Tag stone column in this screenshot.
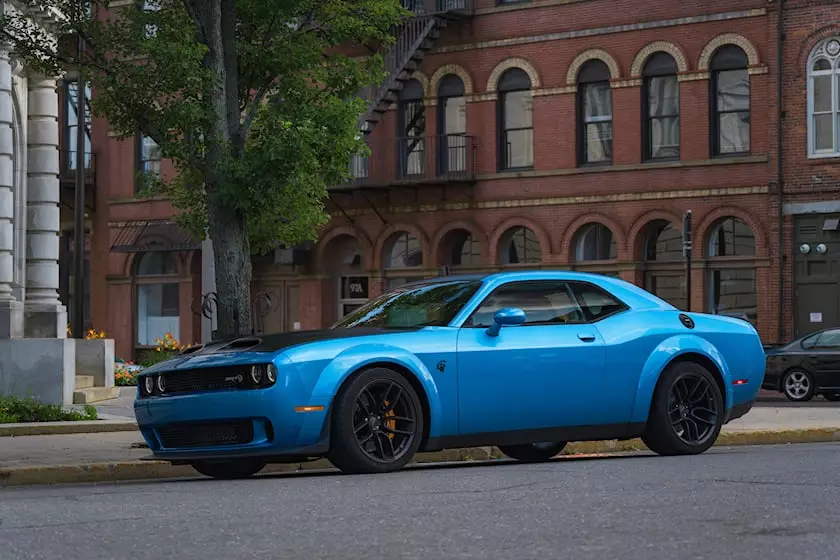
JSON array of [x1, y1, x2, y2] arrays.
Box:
[[0, 46, 23, 338], [23, 73, 66, 339]]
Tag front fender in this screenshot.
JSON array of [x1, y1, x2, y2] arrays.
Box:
[[308, 343, 444, 439], [630, 334, 733, 424]]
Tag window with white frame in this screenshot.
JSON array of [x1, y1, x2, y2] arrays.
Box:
[[808, 37, 840, 157]]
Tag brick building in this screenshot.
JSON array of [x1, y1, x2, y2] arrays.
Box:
[[59, 0, 840, 360]]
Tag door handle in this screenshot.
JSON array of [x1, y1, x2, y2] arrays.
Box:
[[577, 333, 596, 342]]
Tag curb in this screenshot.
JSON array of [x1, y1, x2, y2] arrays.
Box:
[[2, 427, 839, 488], [0, 420, 138, 437]]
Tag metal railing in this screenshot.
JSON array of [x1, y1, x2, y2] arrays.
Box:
[[59, 150, 96, 183], [341, 134, 475, 189]]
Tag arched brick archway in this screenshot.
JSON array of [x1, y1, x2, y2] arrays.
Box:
[[373, 223, 431, 271], [488, 218, 551, 265], [695, 206, 767, 258], [627, 210, 683, 260], [558, 213, 627, 263], [315, 225, 374, 273], [431, 219, 487, 268]]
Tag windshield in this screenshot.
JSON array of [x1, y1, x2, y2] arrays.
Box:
[[331, 280, 483, 329]]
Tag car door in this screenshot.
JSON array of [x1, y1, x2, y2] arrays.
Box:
[[807, 329, 840, 390], [455, 280, 607, 436]]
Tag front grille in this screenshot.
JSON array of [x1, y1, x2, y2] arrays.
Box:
[[157, 420, 254, 448], [161, 367, 252, 395]]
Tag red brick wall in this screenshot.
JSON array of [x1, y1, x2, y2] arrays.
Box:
[[86, 0, 840, 350]]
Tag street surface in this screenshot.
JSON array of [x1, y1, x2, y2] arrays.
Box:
[[1, 443, 838, 560]]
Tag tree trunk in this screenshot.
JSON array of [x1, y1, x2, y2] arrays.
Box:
[[207, 194, 252, 338], [191, 0, 252, 339]]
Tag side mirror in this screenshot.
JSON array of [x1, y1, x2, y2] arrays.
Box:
[[486, 307, 526, 337]]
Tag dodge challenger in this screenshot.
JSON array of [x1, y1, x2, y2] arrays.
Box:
[[134, 271, 765, 479]]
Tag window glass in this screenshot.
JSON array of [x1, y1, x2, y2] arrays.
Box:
[[568, 282, 626, 321], [815, 329, 840, 348], [468, 281, 585, 328]]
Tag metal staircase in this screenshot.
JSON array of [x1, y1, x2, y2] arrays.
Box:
[[358, 0, 473, 134]]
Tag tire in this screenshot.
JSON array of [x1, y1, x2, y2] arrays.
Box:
[[328, 367, 424, 474], [191, 459, 266, 480], [823, 393, 840, 402], [498, 442, 567, 462], [642, 360, 724, 456], [781, 369, 816, 402]]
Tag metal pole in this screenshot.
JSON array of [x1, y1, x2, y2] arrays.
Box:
[[682, 210, 693, 312], [72, 28, 86, 339]]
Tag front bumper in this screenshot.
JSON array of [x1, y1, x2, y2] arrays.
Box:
[[134, 387, 331, 462]]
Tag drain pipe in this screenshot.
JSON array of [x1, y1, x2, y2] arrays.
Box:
[[775, 0, 785, 343]]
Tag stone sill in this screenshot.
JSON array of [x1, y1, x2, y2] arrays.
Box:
[[478, 154, 769, 181]]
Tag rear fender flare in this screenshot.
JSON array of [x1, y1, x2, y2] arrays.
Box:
[[631, 334, 733, 423], [310, 343, 444, 438]]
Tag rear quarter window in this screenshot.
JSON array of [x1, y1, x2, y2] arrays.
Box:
[[568, 282, 628, 322]]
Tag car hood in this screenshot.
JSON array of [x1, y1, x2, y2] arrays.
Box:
[[187, 327, 420, 356]]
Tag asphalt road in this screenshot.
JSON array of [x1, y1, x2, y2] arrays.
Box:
[[1, 443, 838, 560]]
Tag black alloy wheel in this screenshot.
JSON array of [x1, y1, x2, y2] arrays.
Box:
[[498, 441, 567, 462], [328, 367, 424, 474], [191, 459, 266, 480], [642, 361, 724, 456]]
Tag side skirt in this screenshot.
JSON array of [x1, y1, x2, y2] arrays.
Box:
[[423, 422, 647, 453]]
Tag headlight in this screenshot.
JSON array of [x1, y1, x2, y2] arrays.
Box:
[[156, 375, 166, 393], [143, 375, 155, 395], [267, 364, 277, 384], [250, 365, 263, 384]]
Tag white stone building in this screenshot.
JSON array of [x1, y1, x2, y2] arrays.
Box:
[[0, 0, 113, 406]]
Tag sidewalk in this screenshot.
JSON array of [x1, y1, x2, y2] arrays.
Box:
[[1, 405, 838, 487]]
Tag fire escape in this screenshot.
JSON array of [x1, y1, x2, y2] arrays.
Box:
[[332, 0, 476, 205]]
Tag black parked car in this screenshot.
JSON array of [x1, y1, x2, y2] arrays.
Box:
[[763, 328, 840, 402]]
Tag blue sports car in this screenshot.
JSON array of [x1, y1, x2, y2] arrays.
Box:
[[134, 271, 765, 479]]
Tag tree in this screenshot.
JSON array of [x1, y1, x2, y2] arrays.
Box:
[[1, 0, 406, 338]]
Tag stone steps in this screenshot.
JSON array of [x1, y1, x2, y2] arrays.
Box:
[[75, 375, 95, 389], [73, 386, 120, 405]]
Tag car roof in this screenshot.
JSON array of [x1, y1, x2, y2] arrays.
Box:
[[401, 270, 675, 311]]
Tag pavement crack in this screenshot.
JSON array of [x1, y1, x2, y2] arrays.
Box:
[[0, 514, 168, 532], [707, 478, 840, 489], [410, 480, 556, 496]]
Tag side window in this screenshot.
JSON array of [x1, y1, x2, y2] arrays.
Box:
[[814, 329, 840, 349], [801, 333, 820, 350], [568, 282, 627, 322], [466, 281, 585, 327]]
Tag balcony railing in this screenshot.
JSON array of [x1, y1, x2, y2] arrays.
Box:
[[58, 150, 96, 212], [59, 150, 96, 184], [338, 134, 475, 190], [400, 0, 474, 16]]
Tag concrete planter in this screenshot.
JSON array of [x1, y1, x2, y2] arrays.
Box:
[[75, 339, 115, 388], [0, 339, 76, 406]]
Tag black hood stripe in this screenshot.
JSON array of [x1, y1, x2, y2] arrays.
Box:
[[180, 327, 421, 356]]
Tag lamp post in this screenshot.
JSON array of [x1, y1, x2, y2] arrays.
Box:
[[72, 22, 86, 339], [682, 210, 692, 312]]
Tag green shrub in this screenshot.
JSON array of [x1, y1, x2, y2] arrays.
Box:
[[0, 395, 98, 424]]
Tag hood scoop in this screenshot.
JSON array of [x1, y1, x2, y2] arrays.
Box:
[[216, 337, 263, 352]]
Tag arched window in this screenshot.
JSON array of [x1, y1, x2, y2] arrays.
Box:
[[577, 59, 613, 165], [573, 223, 617, 261], [135, 252, 180, 345], [499, 226, 541, 265], [383, 232, 423, 290], [437, 74, 467, 173], [706, 218, 757, 324], [807, 37, 840, 157], [439, 229, 481, 268], [497, 68, 533, 170], [398, 79, 425, 177], [643, 221, 686, 310], [710, 45, 750, 156], [642, 52, 680, 160]]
